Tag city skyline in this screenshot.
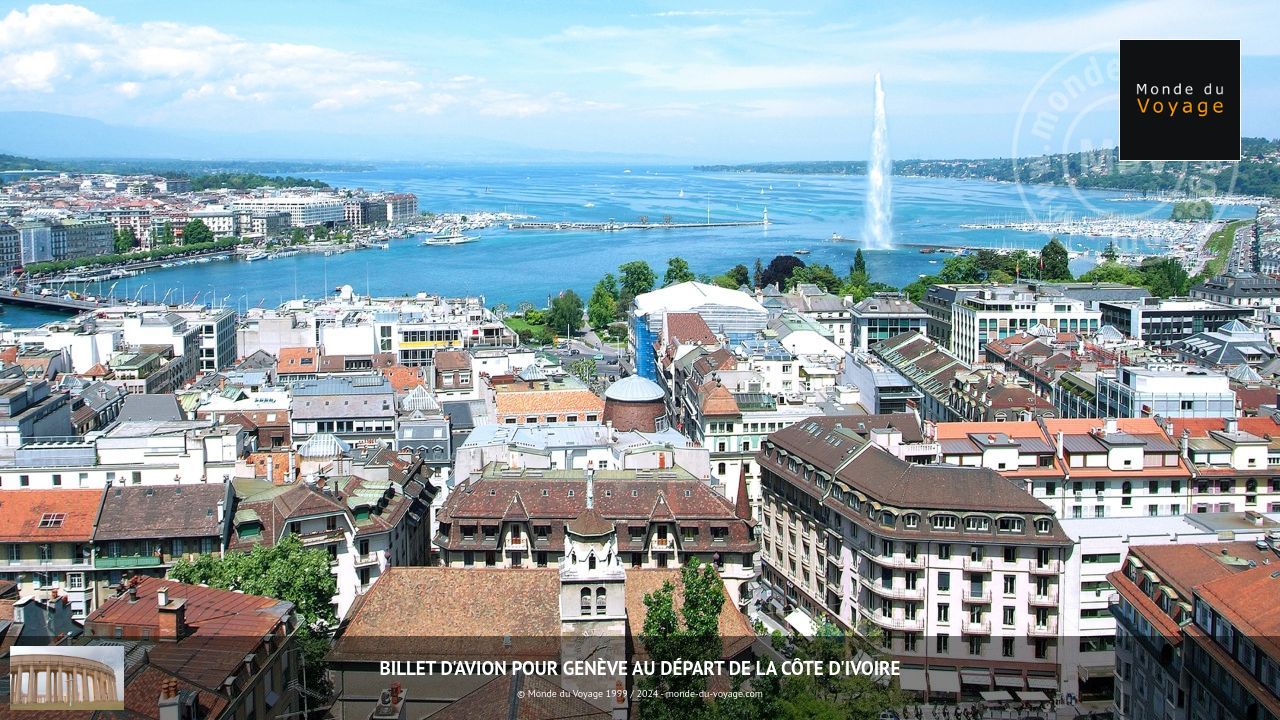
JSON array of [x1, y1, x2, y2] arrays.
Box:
[[1, 0, 1279, 162]]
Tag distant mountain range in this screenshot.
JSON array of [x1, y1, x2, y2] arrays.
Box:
[[0, 111, 676, 166], [696, 138, 1280, 197]]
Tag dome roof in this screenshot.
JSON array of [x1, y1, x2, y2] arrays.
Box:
[[604, 375, 665, 402], [298, 433, 351, 459]]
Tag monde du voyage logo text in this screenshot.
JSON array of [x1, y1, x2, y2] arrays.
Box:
[[1120, 40, 1240, 162]]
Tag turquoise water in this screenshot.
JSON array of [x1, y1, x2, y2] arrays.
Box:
[[6, 165, 1254, 327]]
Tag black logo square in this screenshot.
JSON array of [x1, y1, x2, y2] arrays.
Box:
[[1119, 39, 1240, 161]]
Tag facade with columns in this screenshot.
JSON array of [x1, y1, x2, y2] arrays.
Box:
[[8, 651, 122, 710]]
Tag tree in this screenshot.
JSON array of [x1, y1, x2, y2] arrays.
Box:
[[789, 263, 842, 293], [758, 255, 806, 290], [546, 289, 585, 336], [313, 225, 330, 241], [619, 260, 656, 298], [1078, 261, 1143, 285], [1039, 238, 1072, 281], [290, 227, 306, 245], [113, 228, 136, 254], [492, 302, 509, 319], [1140, 257, 1191, 297], [637, 559, 725, 720], [158, 222, 176, 247], [588, 276, 619, 329], [182, 219, 214, 246], [1102, 240, 1119, 262], [853, 249, 867, 276], [169, 535, 337, 702], [516, 301, 535, 317], [726, 264, 750, 288], [752, 258, 764, 288], [767, 622, 908, 719], [664, 256, 696, 287], [567, 357, 597, 385]]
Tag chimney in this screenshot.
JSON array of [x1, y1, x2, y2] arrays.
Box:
[[216, 498, 225, 524], [370, 683, 408, 720], [1055, 430, 1064, 460], [1225, 417, 1239, 434], [585, 463, 595, 509], [157, 586, 168, 607], [158, 593, 187, 642], [1180, 429, 1190, 459], [128, 586, 138, 603], [158, 679, 184, 720], [1103, 418, 1118, 435]]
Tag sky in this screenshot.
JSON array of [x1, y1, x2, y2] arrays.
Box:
[[0, 0, 1278, 162]]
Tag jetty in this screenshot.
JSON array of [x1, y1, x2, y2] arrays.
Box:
[[508, 211, 770, 233], [0, 289, 105, 312]]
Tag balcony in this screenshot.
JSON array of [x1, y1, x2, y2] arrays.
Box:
[[868, 613, 924, 631], [963, 557, 993, 571], [353, 552, 381, 567], [506, 536, 526, 550], [6, 558, 93, 570], [963, 588, 992, 603], [1028, 618, 1059, 636], [651, 537, 675, 552], [961, 619, 992, 634], [95, 555, 164, 569], [1030, 560, 1062, 575], [1029, 592, 1059, 607], [299, 529, 345, 547], [861, 548, 924, 569], [865, 580, 925, 601]]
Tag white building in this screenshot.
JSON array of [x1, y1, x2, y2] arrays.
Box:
[[1094, 365, 1237, 419], [231, 196, 345, 227], [951, 286, 1101, 363]]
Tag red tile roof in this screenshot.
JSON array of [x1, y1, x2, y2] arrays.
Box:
[[0, 489, 102, 542], [380, 365, 424, 394], [276, 347, 317, 374], [433, 350, 472, 371], [1169, 416, 1280, 438], [665, 312, 718, 346]]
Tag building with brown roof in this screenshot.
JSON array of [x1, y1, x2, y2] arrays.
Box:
[[1166, 416, 1280, 515], [0, 489, 101, 618], [81, 576, 299, 720], [1108, 541, 1280, 720], [759, 415, 1071, 699], [488, 373, 604, 426], [91, 484, 231, 602], [431, 349, 473, 398], [228, 457, 435, 619], [275, 346, 317, 382], [434, 464, 758, 606]]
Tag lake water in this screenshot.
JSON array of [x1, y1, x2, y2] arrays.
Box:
[[5, 165, 1254, 327]]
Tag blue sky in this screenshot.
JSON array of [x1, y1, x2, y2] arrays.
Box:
[[0, 1, 1277, 161]]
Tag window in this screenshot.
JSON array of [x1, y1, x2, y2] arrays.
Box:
[[596, 588, 608, 615], [19, 475, 29, 487], [938, 544, 951, 560], [936, 635, 949, 654], [580, 588, 592, 616], [51, 474, 61, 487], [937, 571, 950, 592], [996, 517, 1024, 533], [485, 551, 496, 567], [1003, 546, 1017, 563], [1003, 607, 1015, 626], [1002, 637, 1015, 657], [37, 513, 65, 528], [1002, 575, 1016, 595]]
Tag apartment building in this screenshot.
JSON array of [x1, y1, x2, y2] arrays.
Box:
[[0, 222, 21, 272], [872, 331, 970, 422], [384, 193, 418, 223], [289, 376, 397, 446], [83, 577, 301, 720], [1109, 541, 1280, 720], [850, 293, 929, 352], [759, 416, 1073, 698], [773, 283, 855, 351], [433, 464, 759, 605], [950, 285, 1101, 364], [228, 447, 435, 618], [1191, 270, 1280, 317], [230, 195, 344, 227], [1169, 416, 1280, 514], [0, 365, 74, 463], [0, 489, 100, 617]]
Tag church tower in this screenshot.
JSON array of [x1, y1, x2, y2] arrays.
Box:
[[558, 465, 628, 720]]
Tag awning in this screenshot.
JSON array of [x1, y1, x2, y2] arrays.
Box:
[[928, 668, 961, 694], [980, 690, 1013, 702], [898, 666, 927, 692], [1018, 690, 1050, 702], [961, 669, 990, 685], [1027, 677, 1058, 690], [994, 674, 1023, 688], [785, 609, 816, 638], [1078, 664, 1115, 681]]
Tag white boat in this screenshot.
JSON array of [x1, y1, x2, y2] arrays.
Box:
[[424, 230, 479, 246], [583, 202, 596, 208], [831, 232, 846, 241], [794, 249, 811, 255], [244, 251, 268, 262]]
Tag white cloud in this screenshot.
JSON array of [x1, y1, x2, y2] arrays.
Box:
[[115, 81, 140, 98], [0, 50, 60, 91]]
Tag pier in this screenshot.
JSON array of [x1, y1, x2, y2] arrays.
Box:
[[508, 213, 769, 233]]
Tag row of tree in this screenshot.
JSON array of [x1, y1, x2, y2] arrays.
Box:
[[25, 227, 240, 275]]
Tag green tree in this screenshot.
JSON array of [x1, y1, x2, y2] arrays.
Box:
[[588, 276, 619, 329], [752, 258, 764, 288], [664, 256, 696, 286], [113, 228, 136, 254], [1140, 257, 1191, 297], [1039, 238, 1072, 280], [290, 227, 306, 245], [725, 264, 750, 288], [1102, 240, 1119, 262], [492, 302, 509, 318], [158, 222, 176, 246], [768, 622, 908, 720], [759, 255, 806, 289], [619, 260, 657, 298], [853, 249, 867, 276], [169, 534, 337, 702], [546, 289, 585, 337], [789, 263, 842, 293], [637, 559, 725, 720], [313, 225, 330, 241], [567, 357, 597, 385], [182, 219, 214, 246]]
